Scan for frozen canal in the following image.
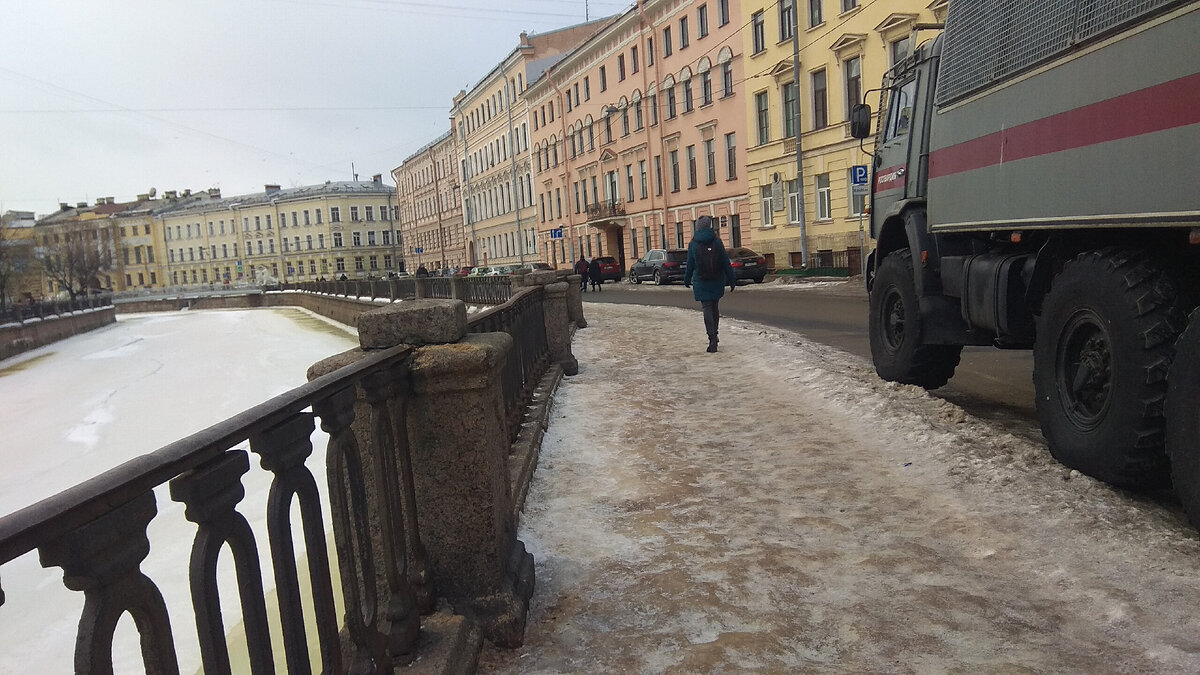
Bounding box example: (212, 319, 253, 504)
(0, 308, 358, 673)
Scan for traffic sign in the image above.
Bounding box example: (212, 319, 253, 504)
(414, 247, 424, 254)
(851, 165, 869, 186)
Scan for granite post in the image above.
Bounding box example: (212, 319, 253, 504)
(523, 271, 578, 376)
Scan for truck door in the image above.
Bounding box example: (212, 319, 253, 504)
(870, 75, 919, 237)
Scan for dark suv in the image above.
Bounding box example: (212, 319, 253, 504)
(628, 249, 689, 285)
(727, 247, 768, 283)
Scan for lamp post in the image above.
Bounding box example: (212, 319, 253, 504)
(791, 0, 808, 268)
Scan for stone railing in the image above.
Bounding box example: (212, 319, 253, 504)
(0, 272, 586, 673)
(0, 291, 113, 325)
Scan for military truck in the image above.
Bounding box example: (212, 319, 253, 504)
(849, 1, 1200, 522)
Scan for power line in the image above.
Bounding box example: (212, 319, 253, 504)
(0, 106, 448, 114)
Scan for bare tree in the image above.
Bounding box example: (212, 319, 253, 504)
(0, 218, 36, 310)
(37, 228, 114, 299)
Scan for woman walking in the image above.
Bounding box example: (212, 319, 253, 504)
(683, 215, 735, 352)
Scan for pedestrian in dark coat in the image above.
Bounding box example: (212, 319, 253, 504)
(683, 215, 736, 352)
(574, 255, 590, 292)
(588, 257, 604, 291)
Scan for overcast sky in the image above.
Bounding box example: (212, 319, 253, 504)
(0, 0, 628, 217)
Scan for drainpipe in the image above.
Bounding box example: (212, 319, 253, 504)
(792, 3, 808, 268)
(506, 80, 525, 265)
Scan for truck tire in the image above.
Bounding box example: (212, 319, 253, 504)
(1167, 308, 1200, 526)
(1033, 249, 1184, 490)
(868, 248, 962, 389)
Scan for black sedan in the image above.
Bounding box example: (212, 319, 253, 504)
(727, 247, 768, 283)
(628, 249, 688, 285)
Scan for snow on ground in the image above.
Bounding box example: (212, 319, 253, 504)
(481, 302, 1200, 673)
(0, 308, 358, 674)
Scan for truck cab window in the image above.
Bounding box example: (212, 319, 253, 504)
(884, 78, 917, 141)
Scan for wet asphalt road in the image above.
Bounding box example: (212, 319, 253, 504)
(582, 279, 1044, 445)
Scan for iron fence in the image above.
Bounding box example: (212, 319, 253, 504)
(0, 292, 114, 325)
(0, 277, 553, 673)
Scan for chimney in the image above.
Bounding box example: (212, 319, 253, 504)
(77, 201, 88, 208)
(96, 198, 105, 206)
(137, 193, 150, 201)
(105, 197, 115, 204)
(264, 184, 281, 194)
(60, 202, 70, 211)
(165, 190, 177, 199)
(182, 189, 191, 198)
(372, 174, 383, 184)
(207, 188, 221, 198)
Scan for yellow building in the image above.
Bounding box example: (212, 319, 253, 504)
(158, 179, 398, 287)
(742, 0, 947, 271)
(451, 22, 607, 269)
(1, 210, 40, 303)
(393, 130, 466, 272)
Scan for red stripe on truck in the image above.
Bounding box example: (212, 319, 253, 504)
(928, 71, 1200, 179)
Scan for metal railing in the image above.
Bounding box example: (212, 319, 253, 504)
(0, 292, 113, 325)
(0, 280, 552, 673)
(279, 276, 513, 305)
(585, 201, 626, 220)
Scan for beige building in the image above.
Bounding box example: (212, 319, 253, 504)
(1, 210, 40, 303)
(32, 201, 122, 296)
(392, 130, 465, 272)
(158, 179, 398, 286)
(451, 21, 608, 270)
(527, 0, 750, 273)
(742, 0, 947, 271)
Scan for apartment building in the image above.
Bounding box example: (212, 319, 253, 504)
(1, 210, 40, 302)
(528, 0, 750, 274)
(742, 0, 947, 270)
(32, 201, 122, 296)
(451, 21, 608, 269)
(158, 179, 398, 286)
(393, 130, 465, 272)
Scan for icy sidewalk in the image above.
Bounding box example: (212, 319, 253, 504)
(479, 302, 1200, 673)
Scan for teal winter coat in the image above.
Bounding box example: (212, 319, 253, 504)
(683, 226, 735, 302)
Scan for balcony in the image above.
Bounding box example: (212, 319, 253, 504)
(584, 201, 626, 222)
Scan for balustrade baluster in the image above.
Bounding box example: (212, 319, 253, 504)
(39, 491, 180, 675)
(250, 414, 340, 674)
(169, 450, 274, 675)
(312, 387, 388, 674)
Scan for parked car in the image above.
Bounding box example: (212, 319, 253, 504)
(453, 266, 473, 276)
(595, 256, 622, 281)
(727, 247, 768, 283)
(488, 265, 519, 276)
(628, 249, 688, 285)
(512, 261, 554, 274)
(468, 266, 493, 277)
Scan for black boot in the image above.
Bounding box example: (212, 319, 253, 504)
(706, 337, 718, 353)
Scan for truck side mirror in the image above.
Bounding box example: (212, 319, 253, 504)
(850, 103, 872, 139)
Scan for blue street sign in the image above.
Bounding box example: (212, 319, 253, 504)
(415, 247, 424, 254)
(851, 165, 869, 185)
(550, 227, 563, 239)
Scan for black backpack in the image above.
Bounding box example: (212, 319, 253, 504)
(696, 243, 721, 281)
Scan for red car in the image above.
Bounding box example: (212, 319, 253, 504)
(595, 256, 622, 281)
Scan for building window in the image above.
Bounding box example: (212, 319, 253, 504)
(626, 164, 635, 201)
(701, 71, 713, 105)
(891, 36, 912, 66)
(722, 62, 734, 97)
(725, 132, 737, 179)
(783, 81, 797, 138)
(650, 94, 659, 125)
(639, 159, 648, 198)
(663, 26, 672, 57)
(698, 4, 709, 37)
(631, 45, 640, 73)
(333, 232, 343, 247)
(622, 108, 630, 136)
(809, 0, 823, 27)
(845, 55, 862, 118)
(842, 0, 858, 11)
(667, 87, 677, 118)
(635, 100, 644, 129)
(315, 209, 322, 224)
(761, 186, 775, 227)
(670, 150, 680, 192)
(367, 231, 376, 245)
(755, 91, 770, 145)
(330, 207, 340, 222)
(816, 173, 832, 220)
(675, 222, 685, 248)
(752, 11, 766, 53)
(618, 55, 626, 80)
(812, 68, 828, 130)
(365, 206, 374, 221)
(718, 0, 729, 25)
(683, 80, 694, 112)
(679, 16, 689, 49)
(686, 145, 697, 189)
(780, 0, 795, 41)
(654, 155, 664, 195)
(647, 37, 655, 66)
(705, 139, 716, 184)
(788, 179, 802, 223)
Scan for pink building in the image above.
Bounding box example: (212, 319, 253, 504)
(526, 0, 749, 274)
